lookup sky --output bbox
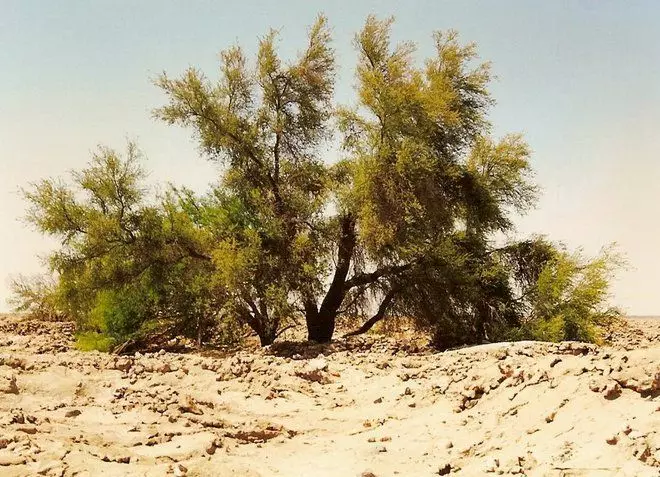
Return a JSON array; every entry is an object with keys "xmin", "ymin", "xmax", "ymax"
[{"xmin": 1, "ymin": 0, "xmax": 659, "ymax": 314}]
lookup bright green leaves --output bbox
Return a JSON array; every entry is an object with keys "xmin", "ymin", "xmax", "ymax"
[
  {"xmin": 527, "ymin": 246, "xmax": 623, "ymax": 342},
  {"xmin": 20, "ymin": 144, "xmax": 230, "ymax": 347}
]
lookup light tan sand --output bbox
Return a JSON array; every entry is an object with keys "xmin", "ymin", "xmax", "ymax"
[{"xmin": 0, "ymin": 315, "xmax": 658, "ymax": 476}]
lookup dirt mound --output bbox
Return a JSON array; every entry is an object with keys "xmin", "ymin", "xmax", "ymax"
[{"xmin": 0, "ymin": 315, "xmax": 658, "ymax": 476}]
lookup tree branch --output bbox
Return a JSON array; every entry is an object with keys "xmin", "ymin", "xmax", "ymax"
[
  {"xmin": 344, "ymin": 262, "xmax": 414, "ymax": 290},
  {"xmin": 344, "ymin": 287, "xmax": 399, "ymax": 337}
]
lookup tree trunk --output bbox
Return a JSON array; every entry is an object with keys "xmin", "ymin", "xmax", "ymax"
[
  {"xmin": 306, "ymin": 308, "xmax": 335, "ymax": 343},
  {"xmin": 239, "ymin": 302, "xmax": 278, "ymax": 346},
  {"xmin": 305, "ymin": 214, "xmax": 356, "ymax": 343},
  {"xmin": 258, "ymin": 327, "xmax": 277, "ymax": 346}
]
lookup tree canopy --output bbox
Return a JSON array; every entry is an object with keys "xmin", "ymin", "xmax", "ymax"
[{"xmin": 14, "ymin": 15, "xmax": 622, "ymax": 351}]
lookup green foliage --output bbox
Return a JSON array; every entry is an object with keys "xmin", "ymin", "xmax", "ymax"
[
  {"xmin": 18, "ymin": 14, "xmax": 622, "ymax": 350},
  {"xmin": 514, "ymin": 246, "xmax": 623, "ymax": 343},
  {"xmin": 89, "ymin": 287, "xmax": 157, "ymax": 341},
  {"xmin": 75, "ymin": 332, "xmax": 116, "ymax": 352},
  {"xmin": 20, "ymin": 144, "xmax": 236, "ymax": 349}
]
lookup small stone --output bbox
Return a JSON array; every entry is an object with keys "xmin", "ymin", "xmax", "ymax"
[
  {"xmin": 606, "ymin": 435, "xmax": 618, "ymax": 445},
  {"xmin": 374, "ymin": 397, "xmax": 383, "ymax": 404},
  {"xmin": 178, "ymin": 395, "xmax": 203, "ymax": 415},
  {"xmin": 0, "ymin": 374, "xmax": 18, "ymax": 394},
  {"xmin": 0, "ymin": 451, "xmax": 27, "ymax": 466},
  {"xmin": 114, "ymin": 358, "xmax": 132, "ymax": 372},
  {"xmin": 361, "ymin": 472, "xmax": 377, "ymax": 477},
  {"xmin": 437, "ymin": 463, "xmax": 452, "ymax": 475},
  {"xmin": 377, "ymin": 446, "xmax": 387, "ymax": 453},
  {"xmin": 155, "ymin": 363, "xmax": 172, "ymax": 373},
  {"xmin": 65, "ymin": 409, "xmax": 82, "ymax": 418},
  {"xmin": 545, "ymin": 411, "xmax": 556, "ymax": 423},
  {"xmin": 173, "ymin": 463, "xmax": 188, "ymax": 476},
  {"xmin": 602, "ymin": 382, "xmax": 622, "ymax": 400},
  {"xmin": 16, "ymin": 425, "xmax": 37, "ymax": 435}
]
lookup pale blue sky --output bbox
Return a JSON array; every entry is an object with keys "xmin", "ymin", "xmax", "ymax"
[{"xmin": 2, "ymin": 1, "xmax": 659, "ymax": 313}]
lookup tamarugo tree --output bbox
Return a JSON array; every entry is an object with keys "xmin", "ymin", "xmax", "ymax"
[{"xmin": 17, "ymin": 15, "xmax": 621, "ymax": 350}]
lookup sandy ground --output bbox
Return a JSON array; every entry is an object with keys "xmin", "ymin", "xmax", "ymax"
[{"xmin": 0, "ymin": 315, "xmax": 658, "ymax": 477}]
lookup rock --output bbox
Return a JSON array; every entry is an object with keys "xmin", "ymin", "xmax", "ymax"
[
  {"xmin": 173, "ymin": 463, "xmax": 188, "ymax": 476},
  {"xmin": 437, "ymin": 463, "xmax": 452, "ymax": 475},
  {"xmin": 16, "ymin": 425, "xmax": 37, "ymax": 435},
  {"xmin": 65, "ymin": 409, "xmax": 82, "ymax": 418},
  {"xmin": 206, "ymin": 443, "xmax": 216, "ymax": 455},
  {"xmin": 0, "ymin": 374, "xmax": 18, "ymax": 394},
  {"xmin": 361, "ymin": 472, "xmax": 377, "ymax": 477},
  {"xmin": 373, "ymin": 397, "xmax": 383, "ymax": 404},
  {"xmin": 178, "ymin": 395, "xmax": 203, "ymax": 415},
  {"xmin": 155, "ymin": 363, "xmax": 172, "ymax": 373},
  {"xmin": 35, "ymin": 460, "xmax": 63, "ymax": 475},
  {"xmin": 601, "ymin": 382, "xmax": 621, "ymax": 400},
  {"xmin": 114, "ymin": 357, "xmax": 133, "ymax": 372},
  {"xmin": 605, "ymin": 434, "xmax": 618, "ymax": 445},
  {"xmin": 0, "ymin": 450, "xmax": 26, "ymax": 466},
  {"xmin": 0, "ymin": 357, "xmax": 26, "ymax": 369},
  {"xmin": 295, "ymin": 359, "xmax": 332, "ymax": 384}
]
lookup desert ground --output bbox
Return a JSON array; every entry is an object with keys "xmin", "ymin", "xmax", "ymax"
[{"xmin": 0, "ymin": 315, "xmax": 658, "ymax": 477}]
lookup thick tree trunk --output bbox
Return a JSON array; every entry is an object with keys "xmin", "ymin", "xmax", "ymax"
[
  {"xmin": 305, "ymin": 214, "xmax": 356, "ymax": 342},
  {"xmin": 306, "ymin": 308, "xmax": 335, "ymax": 343},
  {"xmin": 258, "ymin": 328, "xmax": 277, "ymax": 346}
]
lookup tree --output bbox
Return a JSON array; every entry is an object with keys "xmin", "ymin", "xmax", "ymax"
[
  {"xmin": 19, "ymin": 15, "xmax": 621, "ymax": 349},
  {"xmin": 514, "ymin": 245, "xmax": 623, "ymax": 343},
  {"xmin": 20, "ymin": 143, "xmax": 231, "ymax": 348},
  {"xmin": 155, "ymin": 15, "xmax": 545, "ymax": 344}
]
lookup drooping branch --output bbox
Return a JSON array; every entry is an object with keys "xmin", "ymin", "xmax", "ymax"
[{"xmin": 344, "ymin": 286, "xmax": 399, "ymax": 337}]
